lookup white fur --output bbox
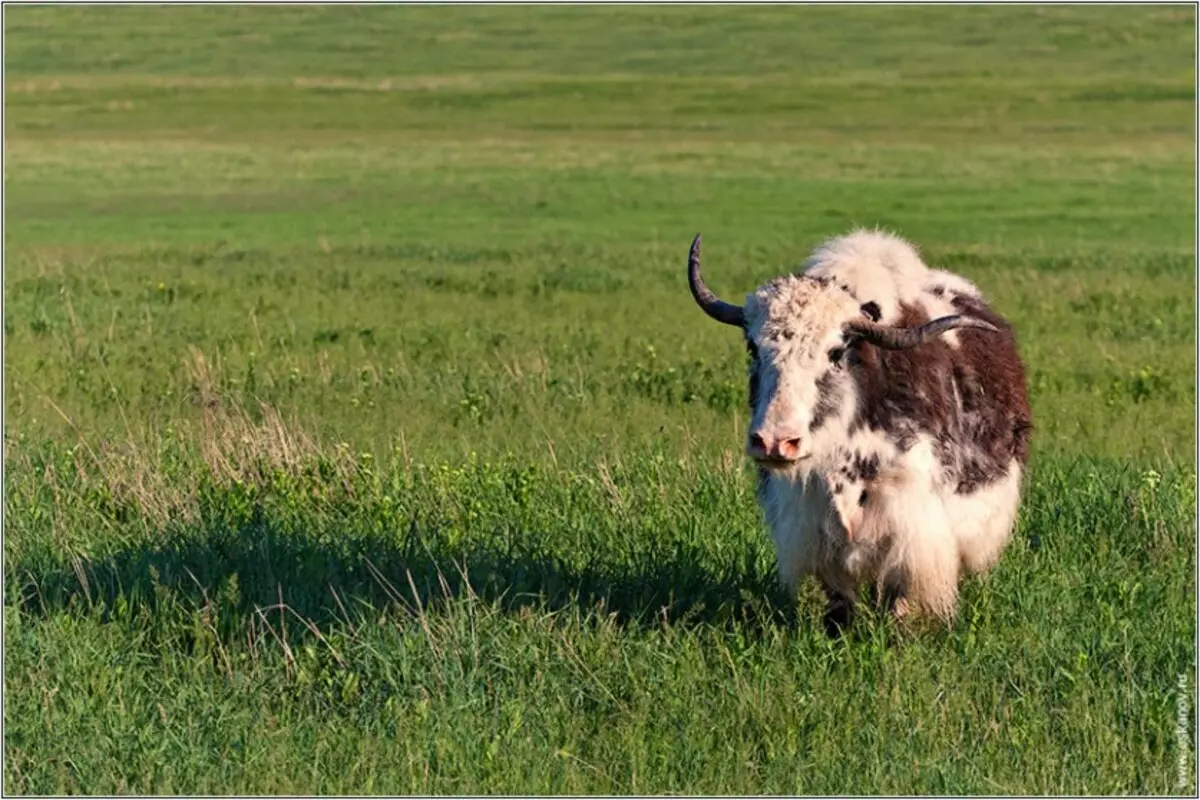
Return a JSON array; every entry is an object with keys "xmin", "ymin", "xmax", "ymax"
[
  {"xmin": 747, "ymin": 229, "xmax": 1024, "ymax": 619},
  {"xmin": 761, "ymin": 439, "xmax": 1022, "ymax": 619},
  {"xmin": 744, "ymin": 277, "xmax": 862, "ymax": 442},
  {"xmin": 802, "ymin": 228, "xmax": 984, "ymax": 349},
  {"xmin": 945, "ymin": 458, "xmax": 1024, "ymax": 574}
]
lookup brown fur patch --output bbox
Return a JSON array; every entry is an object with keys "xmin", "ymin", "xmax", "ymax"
[
  {"xmin": 809, "ymin": 371, "xmax": 842, "ymax": 432},
  {"xmin": 848, "ymin": 299, "xmax": 1032, "ymax": 494},
  {"xmin": 850, "ymin": 451, "xmax": 880, "ymax": 482},
  {"xmin": 948, "ymin": 293, "xmax": 1034, "ymax": 471}
]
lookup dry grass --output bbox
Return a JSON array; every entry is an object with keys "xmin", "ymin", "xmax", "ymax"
[{"xmin": 5, "ymin": 365, "xmax": 357, "ymax": 530}]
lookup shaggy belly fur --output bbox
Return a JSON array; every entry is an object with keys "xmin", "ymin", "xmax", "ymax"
[{"xmin": 759, "ymin": 450, "xmax": 1023, "ymax": 619}]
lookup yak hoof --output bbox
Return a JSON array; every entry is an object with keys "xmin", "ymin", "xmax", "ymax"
[{"xmin": 823, "ymin": 596, "xmax": 855, "ymax": 637}]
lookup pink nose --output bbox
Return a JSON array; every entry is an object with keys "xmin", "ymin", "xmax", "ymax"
[{"xmin": 748, "ymin": 431, "xmax": 804, "ymax": 462}]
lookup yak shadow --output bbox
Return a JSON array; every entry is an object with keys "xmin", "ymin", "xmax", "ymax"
[{"xmin": 11, "ymin": 506, "xmax": 797, "ymax": 647}]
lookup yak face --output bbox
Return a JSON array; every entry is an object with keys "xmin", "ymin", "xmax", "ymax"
[{"xmin": 742, "ymin": 276, "xmax": 865, "ymax": 470}]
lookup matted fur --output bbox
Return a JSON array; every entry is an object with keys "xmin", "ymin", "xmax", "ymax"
[{"xmin": 731, "ymin": 229, "xmax": 1032, "ymax": 621}]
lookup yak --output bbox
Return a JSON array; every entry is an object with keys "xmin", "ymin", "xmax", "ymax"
[{"xmin": 686, "ymin": 229, "xmax": 1032, "ymax": 629}]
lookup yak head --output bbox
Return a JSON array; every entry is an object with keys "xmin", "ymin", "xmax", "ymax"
[{"xmin": 686, "ymin": 234, "xmax": 998, "ymax": 474}]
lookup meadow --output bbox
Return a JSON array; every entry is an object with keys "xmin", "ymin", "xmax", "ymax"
[{"xmin": 4, "ymin": 5, "xmax": 1197, "ymax": 794}]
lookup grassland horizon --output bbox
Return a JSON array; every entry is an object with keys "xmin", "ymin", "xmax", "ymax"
[{"xmin": 5, "ymin": 5, "xmax": 1197, "ymax": 794}]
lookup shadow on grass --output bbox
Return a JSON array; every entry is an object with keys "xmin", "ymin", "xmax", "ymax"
[{"xmin": 10, "ymin": 503, "xmax": 796, "ymax": 644}]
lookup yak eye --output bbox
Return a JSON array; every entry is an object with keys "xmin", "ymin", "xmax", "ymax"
[{"xmin": 827, "ymin": 347, "xmax": 845, "ymax": 364}]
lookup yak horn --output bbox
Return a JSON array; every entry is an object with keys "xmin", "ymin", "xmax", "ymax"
[
  {"xmin": 687, "ymin": 234, "xmax": 745, "ymax": 327},
  {"xmin": 844, "ymin": 315, "xmax": 1000, "ymax": 350}
]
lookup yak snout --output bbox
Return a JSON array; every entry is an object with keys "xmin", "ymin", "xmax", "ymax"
[{"xmin": 747, "ymin": 429, "xmax": 807, "ymax": 465}]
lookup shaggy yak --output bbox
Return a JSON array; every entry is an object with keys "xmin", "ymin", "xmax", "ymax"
[{"xmin": 686, "ymin": 229, "xmax": 1032, "ymax": 630}]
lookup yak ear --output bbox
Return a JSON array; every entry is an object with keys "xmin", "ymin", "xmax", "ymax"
[{"xmin": 859, "ymin": 301, "xmax": 882, "ymax": 322}]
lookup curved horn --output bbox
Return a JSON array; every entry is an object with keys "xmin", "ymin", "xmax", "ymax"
[
  {"xmin": 844, "ymin": 314, "xmax": 1000, "ymax": 350},
  {"xmin": 687, "ymin": 234, "xmax": 745, "ymax": 327}
]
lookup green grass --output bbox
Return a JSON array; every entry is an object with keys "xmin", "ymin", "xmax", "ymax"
[{"xmin": 4, "ymin": 5, "xmax": 1196, "ymax": 794}]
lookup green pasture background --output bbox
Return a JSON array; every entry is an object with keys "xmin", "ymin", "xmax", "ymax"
[{"xmin": 4, "ymin": 5, "xmax": 1196, "ymax": 794}]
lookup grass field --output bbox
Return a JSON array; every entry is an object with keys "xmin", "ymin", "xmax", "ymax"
[{"xmin": 4, "ymin": 5, "xmax": 1197, "ymax": 794}]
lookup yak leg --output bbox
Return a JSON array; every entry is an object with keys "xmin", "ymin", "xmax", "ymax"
[
  {"xmin": 771, "ymin": 522, "xmax": 820, "ymax": 602},
  {"xmin": 763, "ymin": 474, "xmax": 824, "ymax": 603},
  {"xmin": 876, "ymin": 581, "xmax": 911, "ymax": 620},
  {"xmin": 879, "ymin": 526, "xmax": 959, "ymax": 621},
  {"xmin": 875, "ymin": 476, "xmax": 960, "ymax": 621},
  {"xmin": 819, "ymin": 566, "xmax": 857, "ymax": 637}
]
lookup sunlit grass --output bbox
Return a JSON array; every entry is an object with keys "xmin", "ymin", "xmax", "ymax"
[{"xmin": 4, "ymin": 4, "xmax": 1195, "ymax": 794}]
